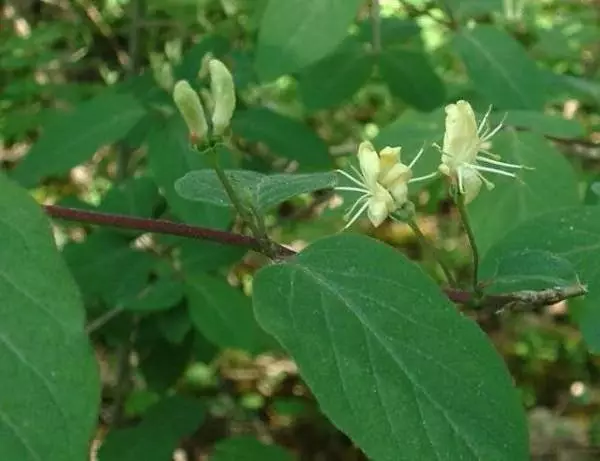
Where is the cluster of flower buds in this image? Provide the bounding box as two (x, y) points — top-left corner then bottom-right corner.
(172, 56), (236, 144)
(337, 100), (528, 228)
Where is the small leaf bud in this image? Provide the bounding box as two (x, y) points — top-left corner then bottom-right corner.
(208, 59), (236, 136)
(173, 80), (208, 142)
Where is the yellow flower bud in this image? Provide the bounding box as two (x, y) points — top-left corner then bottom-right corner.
(173, 80), (208, 142)
(208, 59), (236, 136)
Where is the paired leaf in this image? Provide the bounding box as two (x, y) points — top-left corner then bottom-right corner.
(12, 92), (146, 187)
(231, 108), (332, 170)
(0, 174), (99, 461)
(481, 207), (600, 351)
(454, 26), (547, 109)
(252, 234), (528, 461)
(468, 131), (579, 255)
(175, 169), (336, 212)
(98, 396), (204, 461)
(255, 0), (363, 80)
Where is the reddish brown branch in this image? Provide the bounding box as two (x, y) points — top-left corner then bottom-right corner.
(43, 205), (587, 309)
(43, 204), (295, 257)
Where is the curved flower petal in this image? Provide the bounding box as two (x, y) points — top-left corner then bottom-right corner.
(358, 141), (380, 189)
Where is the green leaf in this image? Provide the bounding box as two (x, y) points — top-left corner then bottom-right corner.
(63, 232), (156, 306)
(468, 131), (579, 255)
(0, 174), (99, 461)
(211, 436), (293, 461)
(491, 110), (586, 140)
(356, 17), (420, 45)
(97, 176), (161, 220)
(186, 274), (272, 354)
(12, 92), (146, 187)
(231, 108), (332, 170)
(255, 0), (363, 81)
(138, 332), (193, 392)
(175, 170), (336, 212)
(147, 116), (231, 228)
(298, 39), (373, 112)
(482, 249), (580, 294)
(124, 277), (184, 312)
(252, 234), (528, 461)
(179, 239), (246, 274)
(454, 26), (547, 109)
(174, 35), (230, 82)
(480, 207), (600, 351)
(379, 48), (446, 111)
(98, 396), (204, 461)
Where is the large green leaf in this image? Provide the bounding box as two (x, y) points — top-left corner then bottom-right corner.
(480, 207), (600, 351)
(98, 396), (204, 461)
(186, 274), (272, 354)
(378, 48), (446, 111)
(0, 174), (99, 460)
(12, 92), (146, 187)
(147, 116), (231, 229)
(468, 131), (579, 255)
(444, 0), (502, 18)
(231, 108), (332, 170)
(255, 0), (363, 81)
(490, 110), (586, 140)
(454, 26), (547, 110)
(211, 436), (293, 461)
(298, 38), (373, 112)
(175, 169), (336, 212)
(252, 234), (528, 461)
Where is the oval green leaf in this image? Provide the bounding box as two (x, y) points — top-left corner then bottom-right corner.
(255, 0), (363, 81)
(480, 206), (600, 351)
(468, 131), (579, 255)
(252, 234), (528, 461)
(0, 174), (99, 460)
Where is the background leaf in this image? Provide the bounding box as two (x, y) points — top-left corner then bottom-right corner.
(378, 48), (446, 111)
(454, 26), (547, 109)
(298, 39), (373, 112)
(255, 0), (363, 81)
(186, 274), (272, 354)
(468, 131), (580, 255)
(0, 174), (99, 461)
(481, 207), (600, 351)
(98, 396), (204, 461)
(491, 110), (586, 140)
(252, 234), (528, 461)
(211, 436), (293, 461)
(12, 92), (146, 187)
(231, 107), (332, 170)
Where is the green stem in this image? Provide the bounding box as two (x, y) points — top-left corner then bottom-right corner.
(455, 194), (480, 294)
(206, 145), (274, 256)
(406, 218), (456, 286)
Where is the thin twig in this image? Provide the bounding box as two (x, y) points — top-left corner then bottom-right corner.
(43, 204), (295, 257)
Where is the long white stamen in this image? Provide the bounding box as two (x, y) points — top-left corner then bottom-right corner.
(479, 149), (501, 159)
(473, 169), (495, 190)
(471, 164), (518, 178)
(343, 200), (370, 229)
(408, 146), (426, 169)
(336, 169), (366, 188)
(350, 164), (364, 181)
(458, 169), (465, 194)
(478, 105), (493, 135)
(409, 171), (439, 184)
(343, 194), (369, 220)
(336, 186), (370, 193)
(481, 121), (504, 141)
(476, 156), (527, 169)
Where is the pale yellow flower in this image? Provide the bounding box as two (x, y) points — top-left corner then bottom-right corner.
(336, 141), (436, 229)
(437, 100), (527, 203)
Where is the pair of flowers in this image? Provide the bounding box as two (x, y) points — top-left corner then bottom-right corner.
(337, 100), (527, 229)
